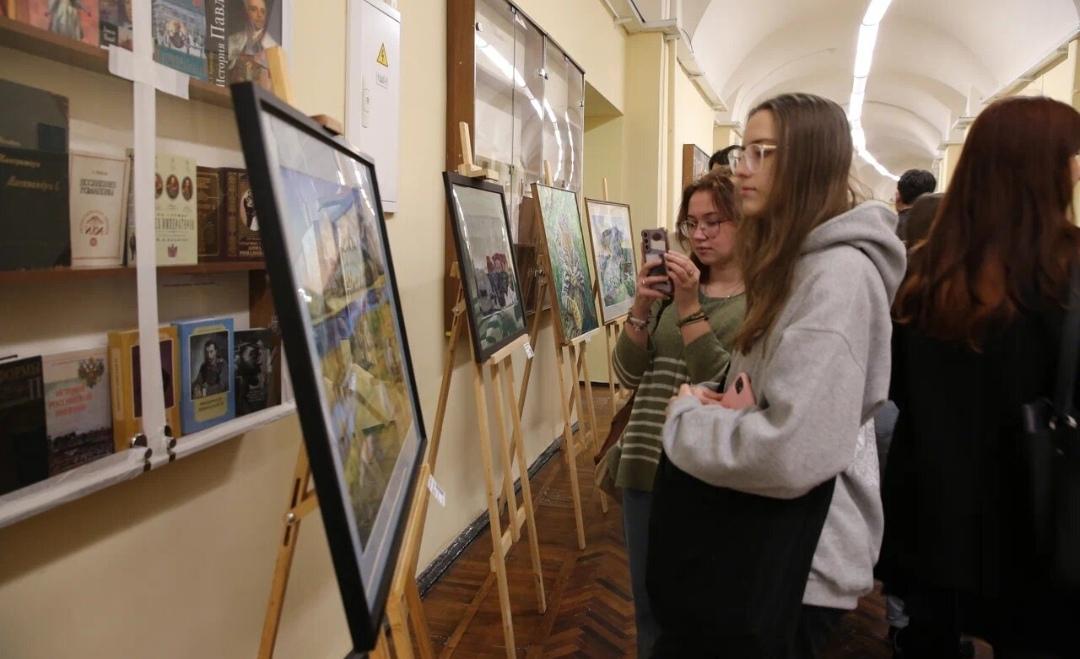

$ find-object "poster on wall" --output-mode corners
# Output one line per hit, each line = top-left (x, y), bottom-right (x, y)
(443, 173), (528, 363)
(584, 199), (636, 325)
(533, 183), (600, 344)
(232, 82), (426, 653)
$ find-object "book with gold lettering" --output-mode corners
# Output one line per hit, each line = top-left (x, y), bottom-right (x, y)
(70, 152), (129, 267)
(155, 152), (197, 265)
(43, 347), (114, 475)
(222, 167), (263, 260)
(196, 166), (226, 261)
(0, 78), (70, 271)
(108, 327), (183, 452)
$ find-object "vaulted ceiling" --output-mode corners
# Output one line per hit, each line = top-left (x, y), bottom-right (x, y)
(638, 0), (1080, 196)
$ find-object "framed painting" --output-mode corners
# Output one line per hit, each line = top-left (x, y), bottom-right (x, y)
(682, 143), (710, 189)
(532, 183), (600, 344)
(443, 172), (528, 363)
(583, 199), (637, 324)
(231, 82), (426, 654)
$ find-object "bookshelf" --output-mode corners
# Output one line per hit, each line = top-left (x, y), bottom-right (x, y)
(0, 262), (267, 285)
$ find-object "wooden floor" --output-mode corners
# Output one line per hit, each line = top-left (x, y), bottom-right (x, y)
(419, 387), (895, 658)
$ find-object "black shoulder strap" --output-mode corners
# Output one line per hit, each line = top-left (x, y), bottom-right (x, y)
(1054, 262), (1080, 419)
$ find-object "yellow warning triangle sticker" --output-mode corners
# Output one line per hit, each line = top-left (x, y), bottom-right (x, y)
(376, 44), (389, 67)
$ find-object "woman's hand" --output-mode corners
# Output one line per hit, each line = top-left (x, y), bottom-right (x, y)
(665, 251), (702, 317)
(631, 254), (670, 318)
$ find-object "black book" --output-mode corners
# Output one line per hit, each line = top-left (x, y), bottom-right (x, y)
(0, 78), (70, 271)
(234, 328), (279, 416)
(0, 356), (49, 496)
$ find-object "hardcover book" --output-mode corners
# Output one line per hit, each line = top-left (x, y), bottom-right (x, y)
(108, 327), (182, 452)
(42, 348), (113, 476)
(0, 356), (48, 496)
(176, 317), (235, 433)
(0, 79), (70, 271)
(155, 152), (198, 265)
(16, 0), (100, 47)
(99, 0), (132, 49)
(196, 166), (225, 261)
(222, 167), (263, 259)
(234, 327), (278, 416)
(70, 152), (130, 267)
(224, 0), (283, 90)
(204, 0), (228, 86)
(152, 0), (208, 80)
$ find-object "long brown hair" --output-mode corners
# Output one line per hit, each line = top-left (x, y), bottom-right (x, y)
(733, 93), (858, 353)
(895, 96), (1080, 345)
(675, 171), (740, 280)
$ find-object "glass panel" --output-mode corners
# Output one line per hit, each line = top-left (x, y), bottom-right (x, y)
(566, 63), (585, 194)
(473, 0), (515, 186)
(0, 26), (138, 497)
(542, 40), (570, 190)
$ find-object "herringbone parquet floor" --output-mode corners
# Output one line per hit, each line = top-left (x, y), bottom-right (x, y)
(420, 387), (895, 658)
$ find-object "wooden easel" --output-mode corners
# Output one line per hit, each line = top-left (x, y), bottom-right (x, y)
(591, 177), (632, 412)
(516, 162), (607, 550)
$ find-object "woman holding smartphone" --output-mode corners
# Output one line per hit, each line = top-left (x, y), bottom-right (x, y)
(647, 93), (906, 658)
(608, 172), (745, 658)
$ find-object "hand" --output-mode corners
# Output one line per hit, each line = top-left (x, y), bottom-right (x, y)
(631, 254), (670, 317)
(665, 251), (702, 317)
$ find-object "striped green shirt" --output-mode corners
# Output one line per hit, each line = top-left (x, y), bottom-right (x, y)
(609, 292), (746, 491)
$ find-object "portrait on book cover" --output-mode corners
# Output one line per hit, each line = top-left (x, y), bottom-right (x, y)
(190, 332), (229, 399)
(226, 0), (283, 90)
(534, 184), (600, 343)
(443, 173), (528, 363)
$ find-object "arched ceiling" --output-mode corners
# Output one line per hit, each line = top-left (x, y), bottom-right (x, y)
(678, 0), (1080, 194)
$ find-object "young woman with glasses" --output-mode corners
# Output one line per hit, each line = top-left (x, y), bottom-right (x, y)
(880, 96), (1080, 659)
(607, 171), (745, 658)
(646, 93), (906, 658)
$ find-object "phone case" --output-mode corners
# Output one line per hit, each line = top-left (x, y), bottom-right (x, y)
(720, 372), (756, 409)
(641, 228), (673, 295)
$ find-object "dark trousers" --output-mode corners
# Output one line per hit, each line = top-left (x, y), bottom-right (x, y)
(790, 605), (846, 659)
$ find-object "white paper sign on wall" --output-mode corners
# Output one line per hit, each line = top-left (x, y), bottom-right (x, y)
(346, 0), (401, 212)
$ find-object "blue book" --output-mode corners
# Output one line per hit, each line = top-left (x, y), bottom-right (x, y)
(152, 0), (209, 81)
(175, 317), (235, 433)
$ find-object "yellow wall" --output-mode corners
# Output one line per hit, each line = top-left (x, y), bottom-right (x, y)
(0, 2), (721, 656)
(670, 63), (718, 228)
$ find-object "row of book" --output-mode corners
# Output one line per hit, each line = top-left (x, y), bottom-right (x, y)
(0, 77), (263, 271)
(0, 319), (281, 497)
(3, 0), (281, 89)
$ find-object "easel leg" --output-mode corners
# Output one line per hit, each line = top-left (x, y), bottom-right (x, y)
(517, 275), (547, 419)
(404, 580), (435, 659)
(471, 363), (516, 658)
(577, 344), (607, 514)
(386, 597), (415, 659)
(489, 361), (522, 544)
(553, 343), (587, 550)
(497, 360), (547, 613)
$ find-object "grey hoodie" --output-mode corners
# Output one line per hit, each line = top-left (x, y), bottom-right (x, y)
(661, 201), (906, 610)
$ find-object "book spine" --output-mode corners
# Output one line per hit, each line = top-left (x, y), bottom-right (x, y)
(108, 336), (129, 452)
(225, 169), (240, 260)
(205, 0), (227, 87)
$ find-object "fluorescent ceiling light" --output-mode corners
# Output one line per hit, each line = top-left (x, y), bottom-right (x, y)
(847, 0), (898, 182)
(863, 0), (894, 25)
(853, 23), (880, 78)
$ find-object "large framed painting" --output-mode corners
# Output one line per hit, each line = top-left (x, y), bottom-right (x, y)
(682, 143), (710, 188)
(231, 82), (426, 654)
(532, 183), (600, 344)
(443, 173), (528, 363)
(584, 199), (637, 324)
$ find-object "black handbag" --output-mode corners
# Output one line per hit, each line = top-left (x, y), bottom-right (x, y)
(1020, 264), (1080, 588)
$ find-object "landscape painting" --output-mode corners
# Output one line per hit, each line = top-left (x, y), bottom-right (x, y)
(584, 199), (636, 324)
(533, 184), (600, 344)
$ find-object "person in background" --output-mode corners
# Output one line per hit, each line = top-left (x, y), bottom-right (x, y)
(608, 172), (745, 658)
(709, 144), (740, 176)
(894, 169), (936, 245)
(901, 192), (943, 250)
(647, 93), (905, 658)
(880, 95), (1080, 659)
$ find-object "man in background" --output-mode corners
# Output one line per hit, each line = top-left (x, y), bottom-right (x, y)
(894, 169), (936, 244)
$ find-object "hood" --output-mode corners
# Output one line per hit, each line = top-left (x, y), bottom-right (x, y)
(801, 201), (906, 301)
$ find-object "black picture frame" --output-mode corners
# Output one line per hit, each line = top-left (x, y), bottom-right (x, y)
(442, 172), (529, 363)
(231, 82), (427, 655)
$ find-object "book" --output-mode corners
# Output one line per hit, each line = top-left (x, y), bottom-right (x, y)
(70, 152), (129, 267)
(234, 327), (278, 416)
(0, 78), (70, 271)
(123, 149), (136, 265)
(0, 356), (48, 496)
(176, 317), (235, 433)
(42, 348), (113, 476)
(222, 167), (263, 260)
(225, 0), (282, 90)
(15, 0), (100, 47)
(108, 327), (182, 452)
(152, 0), (208, 80)
(196, 166), (225, 261)
(155, 152), (197, 266)
(99, 0), (132, 49)
(204, 0), (228, 86)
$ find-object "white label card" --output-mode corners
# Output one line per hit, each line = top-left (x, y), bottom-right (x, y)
(523, 341), (535, 359)
(427, 474), (446, 508)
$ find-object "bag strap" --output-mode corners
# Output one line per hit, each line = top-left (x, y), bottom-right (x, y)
(1053, 262), (1080, 421)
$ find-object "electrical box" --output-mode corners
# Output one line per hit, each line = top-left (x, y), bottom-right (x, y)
(346, 0), (401, 212)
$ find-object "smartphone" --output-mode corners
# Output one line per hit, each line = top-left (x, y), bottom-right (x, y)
(641, 228), (673, 296)
(720, 372), (755, 410)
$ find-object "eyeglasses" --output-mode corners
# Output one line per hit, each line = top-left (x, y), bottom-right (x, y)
(677, 217), (730, 239)
(728, 143), (778, 173)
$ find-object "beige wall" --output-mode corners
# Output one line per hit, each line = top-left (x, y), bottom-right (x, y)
(0, 2), (720, 656)
(670, 63), (718, 227)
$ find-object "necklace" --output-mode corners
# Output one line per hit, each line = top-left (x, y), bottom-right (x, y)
(703, 280), (744, 300)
